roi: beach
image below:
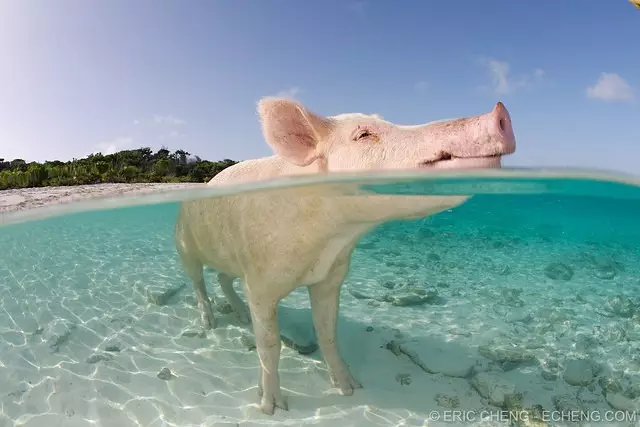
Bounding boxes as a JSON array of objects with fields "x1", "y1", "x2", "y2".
[
  {"x1": 0, "y1": 183, "x2": 639, "y2": 427},
  {"x1": 0, "y1": 183, "x2": 204, "y2": 214}
]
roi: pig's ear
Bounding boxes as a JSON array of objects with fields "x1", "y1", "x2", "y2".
[{"x1": 257, "y1": 97, "x2": 332, "y2": 166}]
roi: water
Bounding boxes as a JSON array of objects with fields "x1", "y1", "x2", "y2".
[{"x1": 1, "y1": 169, "x2": 640, "y2": 427}]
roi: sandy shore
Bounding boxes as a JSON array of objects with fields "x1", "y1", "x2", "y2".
[{"x1": 0, "y1": 183, "x2": 204, "y2": 214}]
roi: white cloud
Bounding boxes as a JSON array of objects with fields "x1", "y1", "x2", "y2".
[
  {"x1": 130, "y1": 115, "x2": 186, "y2": 128},
  {"x1": 159, "y1": 130, "x2": 187, "y2": 140},
  {"x1": 477, "y1": 57, "x2": 545, "y2": 96},
  {"x1": 96, "y1": 136, "x2": 134, "y2": 155},
  {"x1": 274, "y1": 87, "x2": 302, "y2": 99},
  {"x1": 153, "y1": 115, "x2": 186, "y2": 126},
  {"x1": 414, "y1": 81, "x2": 429, "y2": 93},
  {"x1": 533, "y1": 68, "x2": 545, "y2": 80},
  {"x1": 586, "y1": 72, "x2": 635, "y2": 102}
]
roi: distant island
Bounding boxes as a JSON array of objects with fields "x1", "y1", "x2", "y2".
[{"x1": 0, "y1": 147, "x2": 238, "y2": 190}]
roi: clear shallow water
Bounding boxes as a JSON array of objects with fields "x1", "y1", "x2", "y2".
[{"x1": 1, "y1": 169, "x2": 640, "y2": 427}]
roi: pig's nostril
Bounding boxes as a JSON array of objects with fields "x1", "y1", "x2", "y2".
[{"x1": 499, "y1": 118, "x2": 506, "y2": 132}]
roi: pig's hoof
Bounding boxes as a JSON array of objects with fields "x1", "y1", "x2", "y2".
[
  {"x1": 259, "y1": 389, "x2": 288, "y2": 415},
  {"x1": 330, "y1": 370, "x2": 362, "y2": 396}
]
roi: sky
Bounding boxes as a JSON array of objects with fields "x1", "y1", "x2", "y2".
[{"x1": 0, "y1": 1, "x2": 638, "y2": 174}]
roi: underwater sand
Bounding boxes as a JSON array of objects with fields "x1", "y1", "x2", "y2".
[{"x1": 1, "y1": 173, "x2": 640, "y2": 427}]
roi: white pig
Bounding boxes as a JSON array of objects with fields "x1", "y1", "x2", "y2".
[{"x1": 174, "y1": 97, "x2": 516, "y2": 414}]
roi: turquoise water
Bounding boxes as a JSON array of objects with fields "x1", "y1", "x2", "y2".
[{"x1": 1, "y1": 170, "x2": 640, "y2": 427}]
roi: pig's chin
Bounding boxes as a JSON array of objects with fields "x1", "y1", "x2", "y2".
[{"x1": 420, "y1": 155, "x2": 502, "y2": 170}]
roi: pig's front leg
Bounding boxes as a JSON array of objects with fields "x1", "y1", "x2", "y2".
[
  {"x1": 246, "y1": 289, "x2": 288, "y2": 415},
  {"x1": 307, "y1": 259, "x2": 362, "y2": 395}
]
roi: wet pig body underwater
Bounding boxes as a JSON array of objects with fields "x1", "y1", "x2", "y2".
[{"x1": 174, "y1": 97, "x2": 516, "y2": 414}]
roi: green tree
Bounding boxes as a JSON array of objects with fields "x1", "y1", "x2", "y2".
[{"x1": 0, "y1": 148, "x2": 238, "y2": 190}]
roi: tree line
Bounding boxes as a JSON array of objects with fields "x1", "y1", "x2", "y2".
[{"x1": 0, "y1": 147, "x2": 238, "y2": 190}]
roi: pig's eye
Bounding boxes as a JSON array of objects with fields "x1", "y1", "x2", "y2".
[{"x1": 354, "y1": 129, "x2": 373, "y2": 141}]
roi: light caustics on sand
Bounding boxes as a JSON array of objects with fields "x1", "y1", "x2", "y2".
[{"x1": 0, "y1": 170, "x2": 640, "y2": 426}]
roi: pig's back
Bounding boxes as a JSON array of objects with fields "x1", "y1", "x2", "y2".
[
  {"x1": 208, "y1": 155, "x2": 326, "y2": 187},
  {"x1": 208, "y1": 156, "x2": 296, "y2": 187}
]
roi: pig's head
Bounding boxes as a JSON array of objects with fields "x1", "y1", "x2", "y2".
[
  {"x1": 257, "y1": 97, "x2": 515, "y2": 173},
  {"x1": 257, "y1": 97, "x2": 517, "y2": 224}
]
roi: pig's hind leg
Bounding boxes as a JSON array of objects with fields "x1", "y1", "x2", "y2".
[
  {"x1": 218, "y1": 272, "x2": 251, "y2": 325},
  {"x1": 178, "y1": 251, "x2": 216, "y2": 329}
]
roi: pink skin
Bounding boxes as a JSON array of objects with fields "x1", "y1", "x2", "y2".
[
  {"x1": 255, "y1": 98, "x2": 515, "y2": 177},
  {"x1": 421, "y1": 102, "x2": 515, "y2": 169},
  {"x1": 175, "y1": 97, "x2": 516, "y2": 415}
]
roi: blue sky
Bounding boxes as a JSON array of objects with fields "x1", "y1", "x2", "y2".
[{"x1": 1, "y1": 1, "x2": 638, "y2": 174}]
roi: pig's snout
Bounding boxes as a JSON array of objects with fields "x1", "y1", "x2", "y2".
[
  {"x1": 490, "y1": 102, "x2": 516, "y2": 155},
  {"x1": 417, "y1": 101, "x2": 517, "y2": 169}
]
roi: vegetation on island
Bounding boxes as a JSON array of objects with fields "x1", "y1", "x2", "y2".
[{"x1": 0, "y1": 147, "x2": 238, "y2": 190}]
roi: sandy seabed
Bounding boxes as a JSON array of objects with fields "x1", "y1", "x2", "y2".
[{"x1": 0, "y1": 183, "x2": 639, "y2": 427}]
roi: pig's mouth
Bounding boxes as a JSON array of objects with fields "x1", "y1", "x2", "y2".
[{"x1": 418, "y1": 153, "x2": 503, "y2": 169}]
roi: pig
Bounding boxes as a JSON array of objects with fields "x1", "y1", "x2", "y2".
[{"x1": 173, "y1": 97, "x2": 516, "y2": 415}]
